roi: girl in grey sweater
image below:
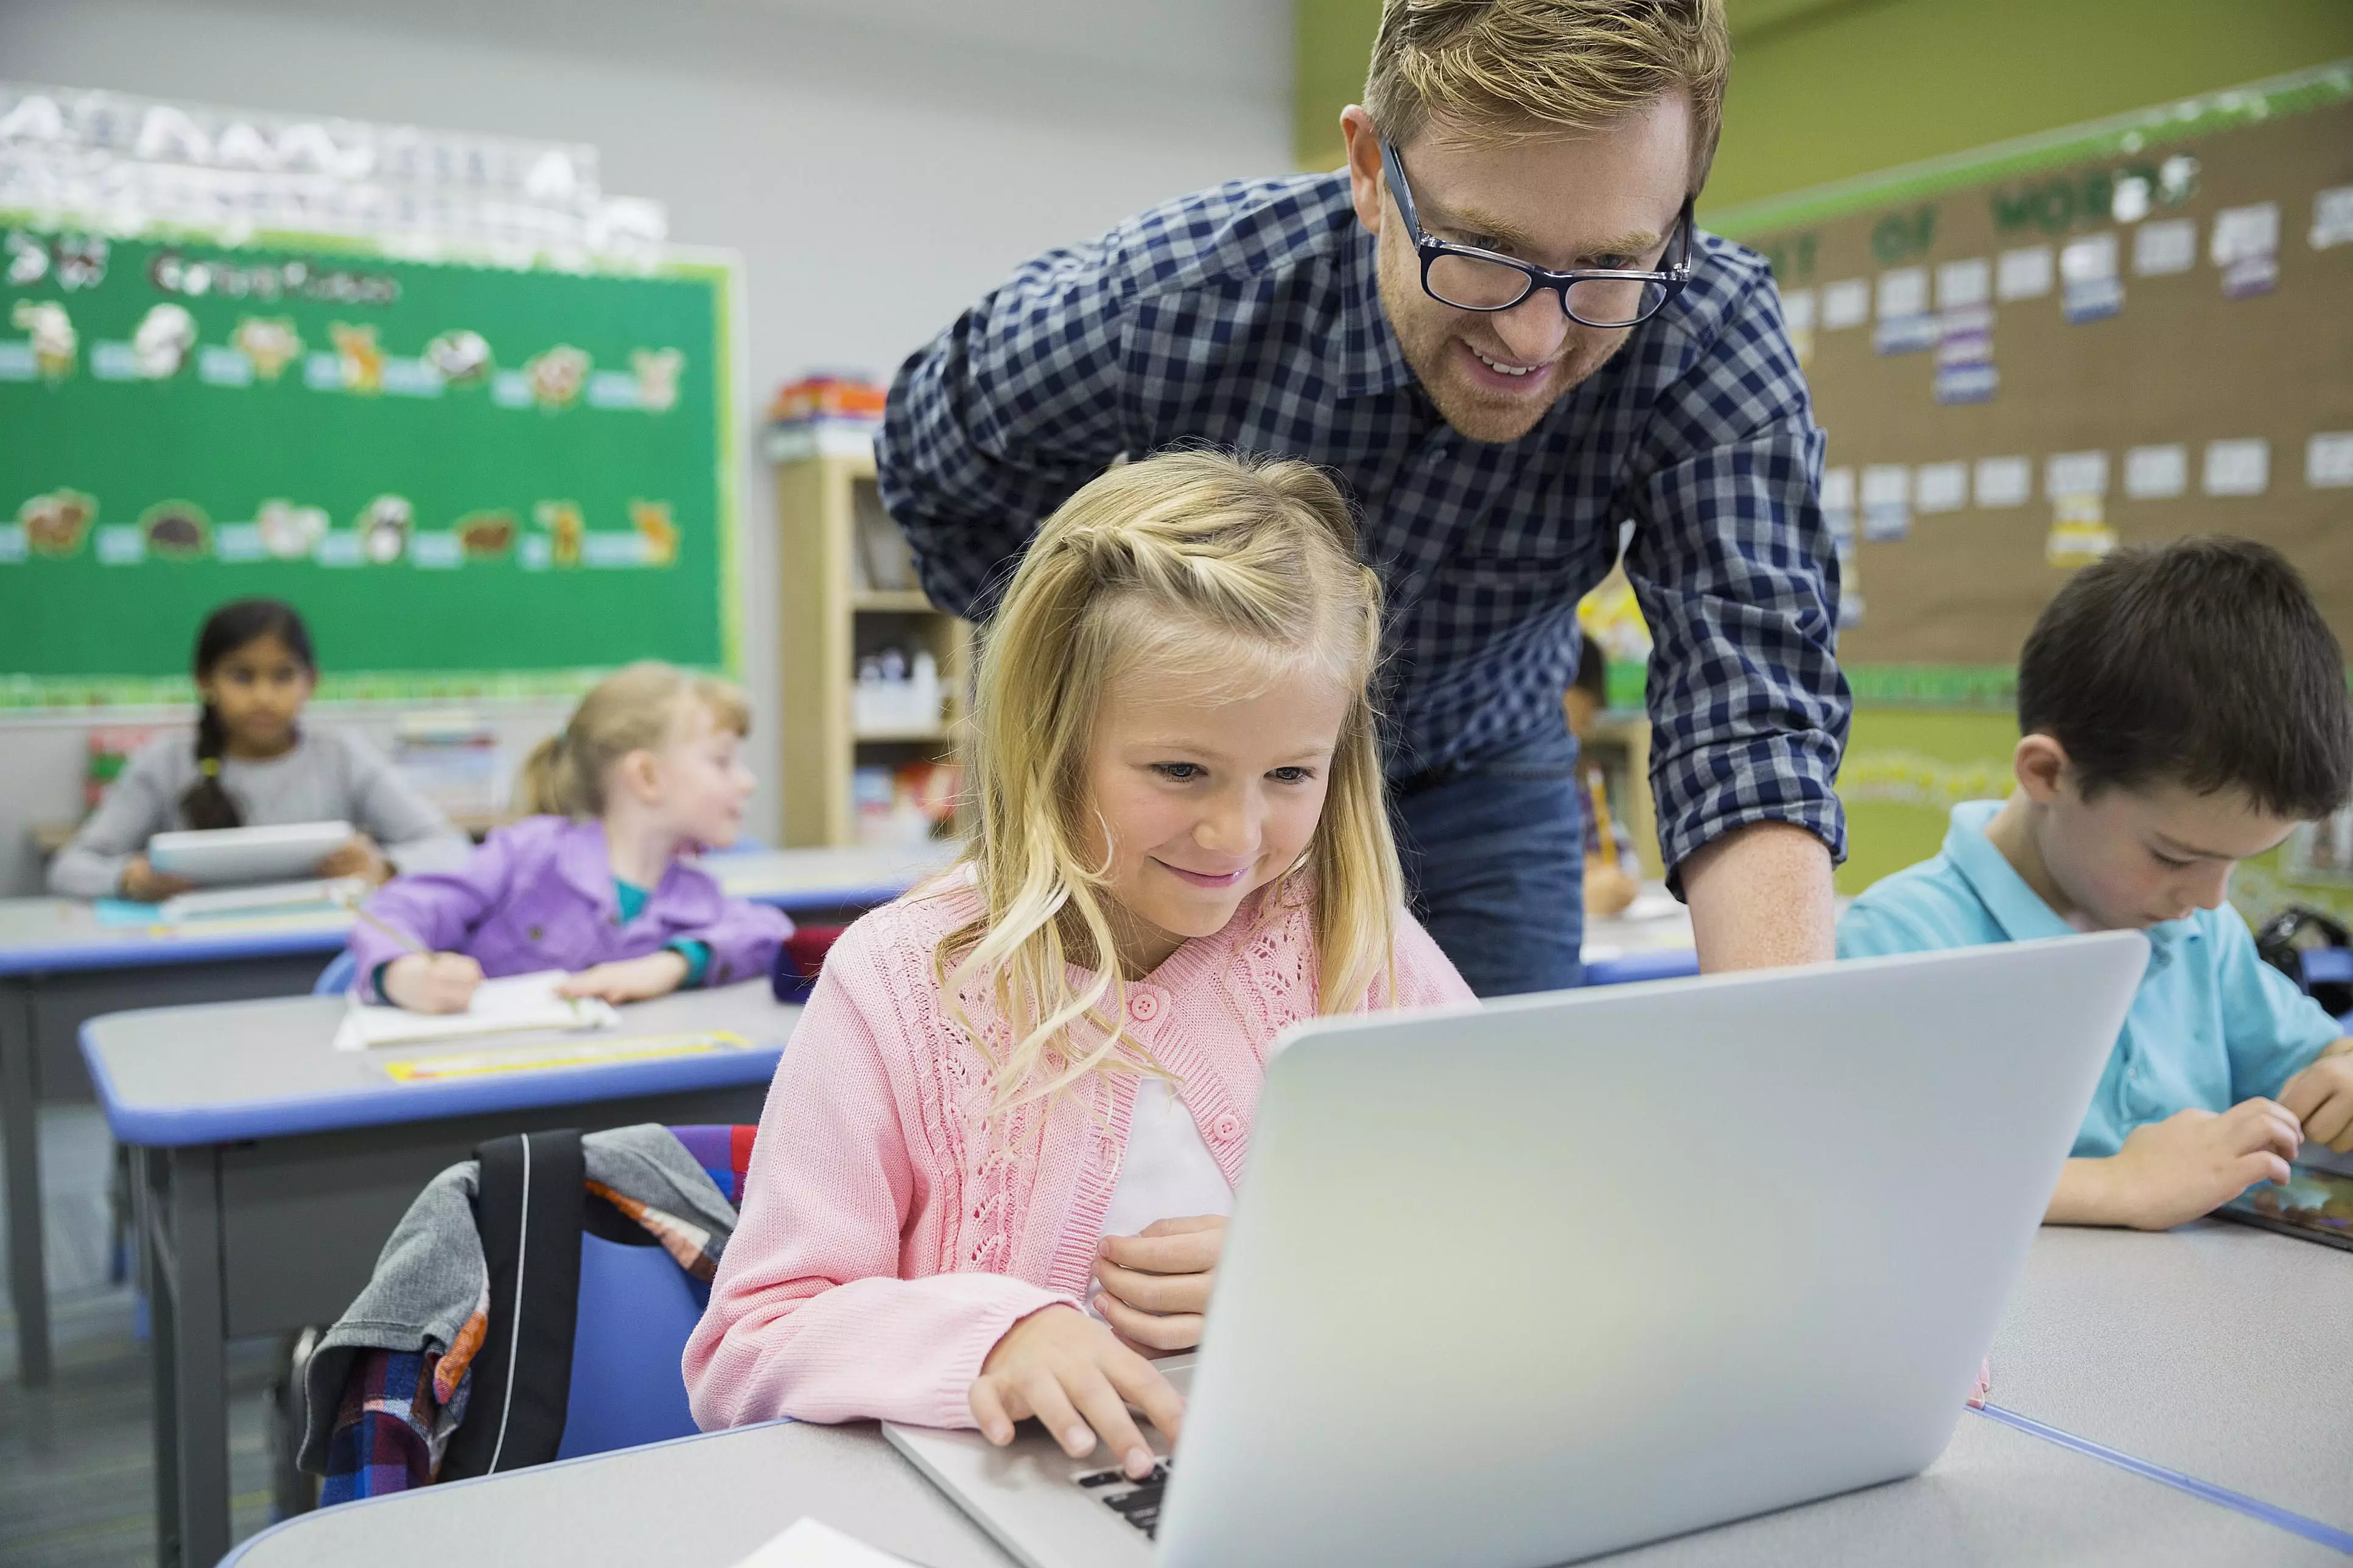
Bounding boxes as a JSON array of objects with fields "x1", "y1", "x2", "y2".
[{"x1": 49, "y1": 599, "x2": 470, "y2": 900}]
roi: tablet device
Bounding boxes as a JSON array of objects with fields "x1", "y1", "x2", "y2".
[
  {"x1": 147, "y1": 820, "x2": 353, "y2": 886},
  {"x1": 2215, "y1": 1160, "x2": 2353, "y2": 1251}
]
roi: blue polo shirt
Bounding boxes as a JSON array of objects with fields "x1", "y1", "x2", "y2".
[{"x1": 1838, "y1": 800, "x2": 2342, "y2": 1158}]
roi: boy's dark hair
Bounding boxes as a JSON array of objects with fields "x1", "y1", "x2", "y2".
[{"x1": 2018, "y1": 536, "x2": 2353, "y2": 818}]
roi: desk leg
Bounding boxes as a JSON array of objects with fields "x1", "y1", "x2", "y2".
[
  {"x1": 1, "y1": 980, "x2": 49, "y2": 1388},
  {"x1": 141, "y1": 1147, "x2": 183, "y2": 1568},
  {"x1": 160, "y1": 1145, "x2": 230, "y2": 1568}
]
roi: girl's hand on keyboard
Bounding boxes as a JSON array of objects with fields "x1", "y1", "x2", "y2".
[
  {"x1": 972, "y1": 1304, "x2": 1184, "y2": 1480},
  {"x1": 1092, "y1": 1216, "x2": 1226, "y2": 1351}
]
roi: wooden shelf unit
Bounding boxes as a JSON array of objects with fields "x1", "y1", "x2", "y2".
[
  {"x1": 773, "y1": 444, "x2": 972, "y2": 847},
  {"x1": 1579, "y1": 709, "x2": 1663, "y2": 881}
]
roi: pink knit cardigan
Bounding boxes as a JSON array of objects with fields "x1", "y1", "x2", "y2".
[{"x1": 683, "y1": 874, "x2": 1476, "y2": 1432}]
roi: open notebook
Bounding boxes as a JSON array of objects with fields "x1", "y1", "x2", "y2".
[{"x1": 333, "y1": 970, "x2": 621, "y2": 1052}]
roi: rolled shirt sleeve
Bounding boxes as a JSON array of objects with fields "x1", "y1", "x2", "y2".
[{"x1": 1622, "y1": 273, "x2": 1850, "y2": 883}]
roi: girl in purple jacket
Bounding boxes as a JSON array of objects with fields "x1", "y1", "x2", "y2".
[{"x1": 351, "y1": 662, "x2": 790, "y2": 1010}]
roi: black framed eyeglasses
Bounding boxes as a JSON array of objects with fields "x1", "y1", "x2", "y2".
[{"x1": 1378, "y1": 137, "x2": 1694, "y2": 329}]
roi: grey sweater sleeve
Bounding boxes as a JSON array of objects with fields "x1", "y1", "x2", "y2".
[
  {"x1": 332, "y1": 730, "x2": 472, "y2": 873},
  {"x1": 47, "y1": 737, "x2": 189, "y2": 898}
]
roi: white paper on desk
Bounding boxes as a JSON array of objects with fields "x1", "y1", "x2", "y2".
[
  {"x1": 332, "y1": 970, "x2": 620, "y2": 1052},
  {"x1": 732, "y1": 1517, "x2": 911, "y2": 1567},
  {"x1": 159, "y1": 877, "x2": 369, "y2": 923},
  {"x1": 1619, "y1": 889, "x2": 1687, "y2": 924}
]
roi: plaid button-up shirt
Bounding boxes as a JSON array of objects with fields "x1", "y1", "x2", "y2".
[{"x1": 877, "y1": 172, "x2": 1850, "y2": 875}]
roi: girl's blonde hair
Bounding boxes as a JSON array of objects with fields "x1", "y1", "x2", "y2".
[
  {"x1": 520, "y1": 662, "x2": 751, "y2": 819},
  {"x1": 942, "y1": 449, "x2": 1401, "y2": 1117}
]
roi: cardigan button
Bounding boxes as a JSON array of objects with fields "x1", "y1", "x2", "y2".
[
  {"x1": 1210, "y1": 1112, "x2": 1241, "y2": 1143},
  {"x1": 1127, "y1": 991, "x2": 1161, "y2": 1023}
]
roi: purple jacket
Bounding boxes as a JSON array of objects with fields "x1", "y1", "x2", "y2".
[{"x1": 348, "y1": 815, "x2": 790, "y2": 998}]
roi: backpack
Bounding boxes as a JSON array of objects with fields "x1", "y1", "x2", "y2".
[{"x1": 2254, "y1": 906, "x2": 2353, "y2": 1018}]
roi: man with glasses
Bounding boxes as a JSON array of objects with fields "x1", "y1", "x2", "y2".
[{"x1": 878, "y1": 0, "x2": 1846, "y2": 996}]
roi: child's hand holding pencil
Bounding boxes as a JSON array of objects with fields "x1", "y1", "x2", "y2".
[{"x1": 341, "y1": 894, "x2": 483, "y2": 1013}]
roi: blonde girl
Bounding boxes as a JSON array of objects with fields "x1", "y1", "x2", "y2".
[
  {"x1": 346, "y1": 662, "x2": 789, "y2": 1010},
  {"x1": 686, "y1": 452, "x2": 1474, "y2": 1478}
]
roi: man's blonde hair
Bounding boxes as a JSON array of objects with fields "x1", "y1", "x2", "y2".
[
  {"x1": 940, "y1": 449, "x2": 1402, "y2": 1119},
  {"x1": 1364, "y1": 0, "x2": 1731, "y2": 187}
]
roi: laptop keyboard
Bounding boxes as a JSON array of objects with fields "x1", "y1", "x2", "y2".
[{"x1": 1075, "y1": 1458, "x2": 1172, "y2": 1539}]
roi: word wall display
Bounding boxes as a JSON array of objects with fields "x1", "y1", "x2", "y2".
[{"x1": 1717, "y1": 63, "x2": 2353, "y2": 694}]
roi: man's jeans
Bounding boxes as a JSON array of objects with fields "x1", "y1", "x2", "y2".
[{"x1": 1393, "y1": 718, "x2": 1585, "y2": 998}]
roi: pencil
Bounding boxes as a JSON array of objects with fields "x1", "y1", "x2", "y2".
[
  {"x1": 342, "y1": 895, "x2": 426, "y2": 956},
  {"x1": 1587, "y1": 765, "x2": 1616, "y2": 847}
]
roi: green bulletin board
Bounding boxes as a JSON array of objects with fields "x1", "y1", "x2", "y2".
[{"x1": 0, "y1": 221, "x2": 738, "y2": 706}]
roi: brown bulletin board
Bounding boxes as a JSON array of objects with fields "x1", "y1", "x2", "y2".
[{"x1": 1711, "y1": 62, "x2": 2353, "y2": 690}]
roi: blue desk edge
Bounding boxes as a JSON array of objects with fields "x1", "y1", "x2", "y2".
[
  {"x1": 78, "y1": 1021, "x2": 785, "y2": 1147},
  {"x1": 1, "y1": 877, "x2": 905, "y2": 978},
  {"x1": 0, "y1": 924, "x2": 349, "y2": 976}
]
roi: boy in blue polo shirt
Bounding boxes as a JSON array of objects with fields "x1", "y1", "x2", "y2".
[{"x1": 1840, "y1": 537, "x2": 2353, "y2": 1230}]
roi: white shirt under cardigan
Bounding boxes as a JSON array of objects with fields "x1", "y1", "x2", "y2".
[
  {"x1": 998, "y1": 866, "x2": 1235, "y2": 1282},
  {"x1": 1090, "y1": 1077, "x2": 1236, "y2": 1311}
]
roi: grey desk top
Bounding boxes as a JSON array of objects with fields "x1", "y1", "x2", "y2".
[
  {"x1": 217, "y1": 1397, "x2": 2338, "y2": 1568},
  {"x1": 82, "y1": 981, "x2": 797, "y2": 1145},
  {"x1": 0, "y1": 844, "x2": 958, "y2": 978},
  {"x1": 222, "y1": 1227, "x2": 2349, "y2": 1567},
  {"x1": 0, "y1": 893, "x2": 351, "y2": 974},
  {"x1": 1987, "y1": 1219, "x2": 2353, "y2": 1531},
  {"x1": 714, "y1": 842, "x2": 960, "y2": 907}
]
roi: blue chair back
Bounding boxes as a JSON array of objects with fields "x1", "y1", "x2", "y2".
[
  {"x1": 312, "y1": 949, "x2": 359, "y2": 995},
  {"x1": 553, "y1": 1231, "x2": 712, "y2": 1459}
]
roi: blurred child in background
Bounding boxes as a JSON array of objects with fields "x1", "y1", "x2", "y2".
[
  {"x1": 349, "y1": 661, "x2": 789, "y2": 1010},
  {"x1": 50, "y1": 597, "x2": 465, "y2": 900}
]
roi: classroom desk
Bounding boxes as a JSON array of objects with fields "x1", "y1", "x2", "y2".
[
  {"x1": 0, "y1": 844, "x2": 947, "y2": 1391},
  {"x1": 1985, "y1": 1219, "x2": 2353, "y2": 1535},
  {"x1": 715, "y1": 839, "x2": 961, "y2": 922},
  {"x1": 218, "y1": 1227, "x2": 2351, "y2": 1568},
  {"x1": 0, "y1": 897, "x2": 347, "y2": 1388},
  {"x1": 1580, "y1": 886, "x2": 1699, "y2": 986},
  {"x1": 82, "y1": 980, "x2": 801, "y2": 1568}
]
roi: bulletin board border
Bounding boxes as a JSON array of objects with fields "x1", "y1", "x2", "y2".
[
  {"x1": 1843, "y1": 665, "x2": 2018, "y2": 709},
  {"x1": 0, "y1": 214, "x2": 747, "y2": 711},
  {"x1": 1703, "y1": 57, "x2": 2353, "y2": 240}
]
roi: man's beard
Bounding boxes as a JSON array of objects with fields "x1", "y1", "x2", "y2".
[{"x1": 1374, "y1": 250, "x2": 1628, "y2": 446}]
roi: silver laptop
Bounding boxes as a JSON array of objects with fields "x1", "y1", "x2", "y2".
[{"x1": 888, "y1": 933, "x2": 2145, "y2": 1568}]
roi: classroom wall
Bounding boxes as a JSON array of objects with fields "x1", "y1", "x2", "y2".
[
  {"x1": 0, "y1": 0, "x2": 1294, "y2": 894},
  {"x1": 1292, "y1": 0, "x2": 2353, "y2": 208}
]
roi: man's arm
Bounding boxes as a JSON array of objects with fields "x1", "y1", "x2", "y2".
[
  {"x1": 1680, "y1": 819, "x2": 1834, "y2": 971},
  {"x1": 1620, "y1": 248, "x2": 1851, "y2": 928}
]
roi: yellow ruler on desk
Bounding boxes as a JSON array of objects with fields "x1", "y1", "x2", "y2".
[{"x1": 379, "y1": 1029, "x2": 759, "y2": 1083}]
